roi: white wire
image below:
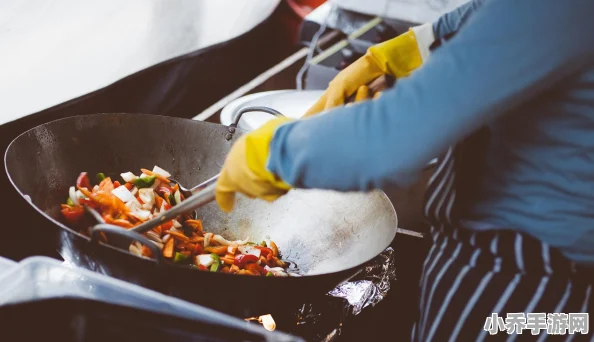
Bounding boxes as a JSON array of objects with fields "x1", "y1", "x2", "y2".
[{"x1": 295, "y1": 5, "x2": 336, "y2": 91}]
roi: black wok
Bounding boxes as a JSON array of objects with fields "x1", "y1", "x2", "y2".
[{"x1": 4, "y1": 113, "x2": 397, "y2": 317}]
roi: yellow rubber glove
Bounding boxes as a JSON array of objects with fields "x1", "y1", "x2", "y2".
[
  {"x1": 303, "y1": 23, "x2": 434, "y2": 117},
  {"x1": 216, "y1": 117, "x2": 294, "y2": 213}
]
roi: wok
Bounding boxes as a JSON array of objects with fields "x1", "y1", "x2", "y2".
[{"x1": 4, "y1": 113, "x2": 397, "y2": 316}]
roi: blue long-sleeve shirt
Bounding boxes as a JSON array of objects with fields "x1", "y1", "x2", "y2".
[{"x1": 268, "y1": 0, "x2": 594, "y2": 265}]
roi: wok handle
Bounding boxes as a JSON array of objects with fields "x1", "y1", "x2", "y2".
[
  {"x1": 130, "y1": 181, "x2": 217, "y2": 234},
  {"x1": 90, "y1": 223, "x2": 163, "y2": 263},
  {"x1": 226, "y1": 106, "x2": 286, "y2": 140}
]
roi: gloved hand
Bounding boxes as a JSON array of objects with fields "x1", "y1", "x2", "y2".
[
  {"x1": 216, "y1": 117, "x2": 294, "y2": 212},
  {"x1": 303, "y1": 23, "x2": 435, "y2": 117}
]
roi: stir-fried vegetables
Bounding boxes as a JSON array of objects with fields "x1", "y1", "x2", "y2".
[{"x1": 61, "y1": 165, "x2": 295, "y2": 277}]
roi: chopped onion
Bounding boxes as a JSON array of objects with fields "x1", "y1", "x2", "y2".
[
  {"x1": 150, "y1": 179, "x2": 161, "y2": 190},
  {"x1": 150, "y1": 240, "x2": 164, "y2": 250},
  {"x1": 129, "y1": 244, "x2": 142, "y2": 256},
  {"x1": 213, "y1": 235, "x2": 250, "y2": 246},
  {"x1": 130, "y1": 186, "x2": 138, "y2": 196},
  {"x1": 92, "y1": 185, "x2": 99, "y2": 192},
  {"x1": 172, "y1": 220, "x2": 182, "y2": 229},
  {"x1": 112, "y1": 185, "x2": 135, "y2": 203},
  {"x1": 196, "y1": 254, "x2": 214, "y2": 267},
  {"x1": 75, "y1": 190, "x2": 86, "y2": 199},
  {"x1": 162, "y1": 234, "x2": 171, "y2": 243},
  {"x1": 120, "y1": 172, "x2": 138, "y2": 183},
  {"x1": 138, "y1": 188, "x2": 155, "y2": 207},
  {"x1": 238, "y1": 245, "x2": 261, "y2": 258},
  {"x1": 174, "y1": 190, "x2": 182, "y2": 205},
  {"x1": 125, "y1": 199, "x2": 142, "y2": 211},
  {"x1": 68, "y1": 186, "x2": 79, "y2": 206},
  {"x1": 152, "y1": 165, "x2": 171, "y2": 178},
  {"x1": 204, "y1": 233, "x2": 213, "y2": 247},
  {"x1": 130, "y1": 209, "x2": 151, "y2": 221}
]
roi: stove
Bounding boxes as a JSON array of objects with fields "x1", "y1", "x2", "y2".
[{"x1": 246, "y1": 248, "x2": 397, "y2": 341}]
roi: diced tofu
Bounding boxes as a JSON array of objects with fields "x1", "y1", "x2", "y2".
[
  {"x1": 120, "y1": 172, "x2": 138, "y2": 183},
  {"x1": 152, "y1": 165, "x2": 171, "y2": 178},
  {"x1": 138, "y1": 188, "x2": 155, "y2": 207},
  {"x1": 111, "y1": 185, "x2": 135, "y2": 203},
  {"x1": 196, "y1": 254, "x2": 215, "y2": 267}
]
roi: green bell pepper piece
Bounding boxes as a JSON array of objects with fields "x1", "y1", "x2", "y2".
[
  {"x1": 210, "y1": 253, "x2": 221, "y2": 272},
  {"x1": 266, "y1": 271, "x2": 274, "y2": 277},
  {"x1": 260, "y1": 241, "x2": 267, "y2": 247},
  {"x1": 168, "y1": 194, "x2": 176, "y2": 206},
  {"x1": 173, "y1": 252, "x2": 190, "y2": 263},
  {"x1": 96, "y1": 173, "x2": 106, "y2": 182},
  {"x1": 132, "y1": 175, "x2": 156, "y2": 188},
  {"x1": 66, "y1": 197, "x2": 75, "y2": 207}
]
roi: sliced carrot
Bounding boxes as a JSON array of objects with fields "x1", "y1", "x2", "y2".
[
  {"x1": 141, "y1": 168, "x2": 170, "y2": 183},
  {"x1": 270, "y1": 241, "x2": 279, "y2": 257},
  {"x1": 155, "y1": 196, "x2": 163, "y2": 209},
  {"x1": 168, "y1": 231, "x2": 190, "y2": 242},
  {"x1": 220, "y1": 266, "x2": 230, "y2": 273},
  {"x1": 163, "y1": 238, "x2": 174, "y2": 258},
  {"x1": 124, "y1": 182, "x2": 133, "y2": 190},
  {"x1": 112, "y1": 180, "x2": 121, "y2": 188},
  {"x1": 184, "y1": 219, "x2": 203, "y2": 232},
  {"x1": 136, "y1": 195, "x2": 144, "y2": 204},
  {"x1": 152, "y1": 226, "x2": 162, "y2": 235},
  {"x1": 189, "y1": 236, "x2": 204, "y2": 244},
  {"x1": 204, "y1": 246, "x2": 228, "y2": 256},
  {"x1": 141, "y1": 245, "x2": 153, "y2": 257},
  {"x1": 172, "y1": 183, "x2": 179, "y2": 193}
]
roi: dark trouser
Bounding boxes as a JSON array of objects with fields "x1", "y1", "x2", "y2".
[{"x1": 413, "y1": 226, "x2": 594, "y2": 341}]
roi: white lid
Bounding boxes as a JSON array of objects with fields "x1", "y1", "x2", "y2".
[{"x1": 219, "y1": 90, "x2": 324, "y2": 131}]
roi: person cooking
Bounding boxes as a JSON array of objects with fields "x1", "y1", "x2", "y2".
[{"x1": 216, "y1": 0, "x2": 594, "y2": 340}]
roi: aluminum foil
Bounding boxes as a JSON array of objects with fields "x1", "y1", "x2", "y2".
[
  {"x1": 291, "y1": 247, "x2": 397, "y2": 341},
  {"x1": 327, "y1": 247, "x2": 396, "y2": 315}
]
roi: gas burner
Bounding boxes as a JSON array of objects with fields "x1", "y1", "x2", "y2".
[{"x1": 246, "y1": 248, "x2": 396, "y2": 341}]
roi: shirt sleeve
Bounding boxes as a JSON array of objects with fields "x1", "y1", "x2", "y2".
[
  {"x1": 432, "y1": 0, "x2": 486, "y2": 40},
  {"x1": 267, "y1": 0, "x2": 594, "y2": 192}
]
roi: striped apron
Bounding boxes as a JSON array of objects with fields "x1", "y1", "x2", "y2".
[{"x1": 412, "y1": 135, "x2": 594, "y2": 342}]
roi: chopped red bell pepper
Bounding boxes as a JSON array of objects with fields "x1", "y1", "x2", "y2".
[
  {"x1": 245, "y1": 262, "x2": 265, "y2": 275},
  {"x1": 256, "y1": 247, "x2": 273, "y2": 257},
  {"x1": 193, "y1": 243, "x2": 204, "y2": 255},
  {"x1": 76, "y1": 172, "x2": 91, "y2": 189},
  {"x1": 234, "y1": 254, "x2": 259, "y2": 268},
  {"x1": 155, "y1": 186, "x2": 172, "y2": 197},
  {"x1": 61, "y1": 206, "x2": 84, "y2": 223},
  {"x1": 113, "y1": 181, "x2": 121, "y2": 188},
  {"x1": 198, "y1": 265, "x2": 209, "y2": 271},
  {"x1": 162, "y1": 220, "x2": 173, "y2": 230}
]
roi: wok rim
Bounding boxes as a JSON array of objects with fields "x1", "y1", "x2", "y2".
[{"x1": 4, "y1": 113, "x2": 398, "y2": 280}]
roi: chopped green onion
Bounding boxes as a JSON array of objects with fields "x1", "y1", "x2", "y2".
[
  {"x1": 66, "y1": 197, "x2": 75, "y2": 207},
  {"x1": 168, "y1": 194, "x2": 176, "y2": 206},
  {"x1": 96, "y1": 173, "x2": 106, "y2": 182},
  {"x1": 260, "y1": 241, "x2": 267, "y2": 247},
  {"x1": 266, "y1": 271, "x2": 274, "y2": 277}
]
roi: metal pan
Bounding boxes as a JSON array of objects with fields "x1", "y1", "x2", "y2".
[{"x1": 4, "y1": 113, "x2": 397, "y2": 316}]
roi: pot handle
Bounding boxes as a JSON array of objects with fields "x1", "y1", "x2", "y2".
[
  {"x1": 90, "y1": 223, "x2": 163, "y2": 264},
  {"x1": 226, "y1": 106, "x2": 285, "y2": 140}
]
